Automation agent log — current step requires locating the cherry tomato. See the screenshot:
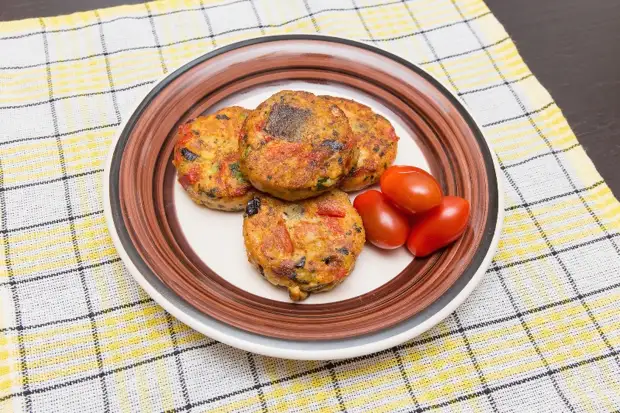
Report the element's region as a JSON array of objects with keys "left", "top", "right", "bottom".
[
  {"left": 353, "top": 190, "right": 410, "bottom": 249},
  {"left": 407, "top": 196, "right": 470, "bottom": 257},
  {"left": 380, "top": 165, "right": 443, "bottom": 214}
]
